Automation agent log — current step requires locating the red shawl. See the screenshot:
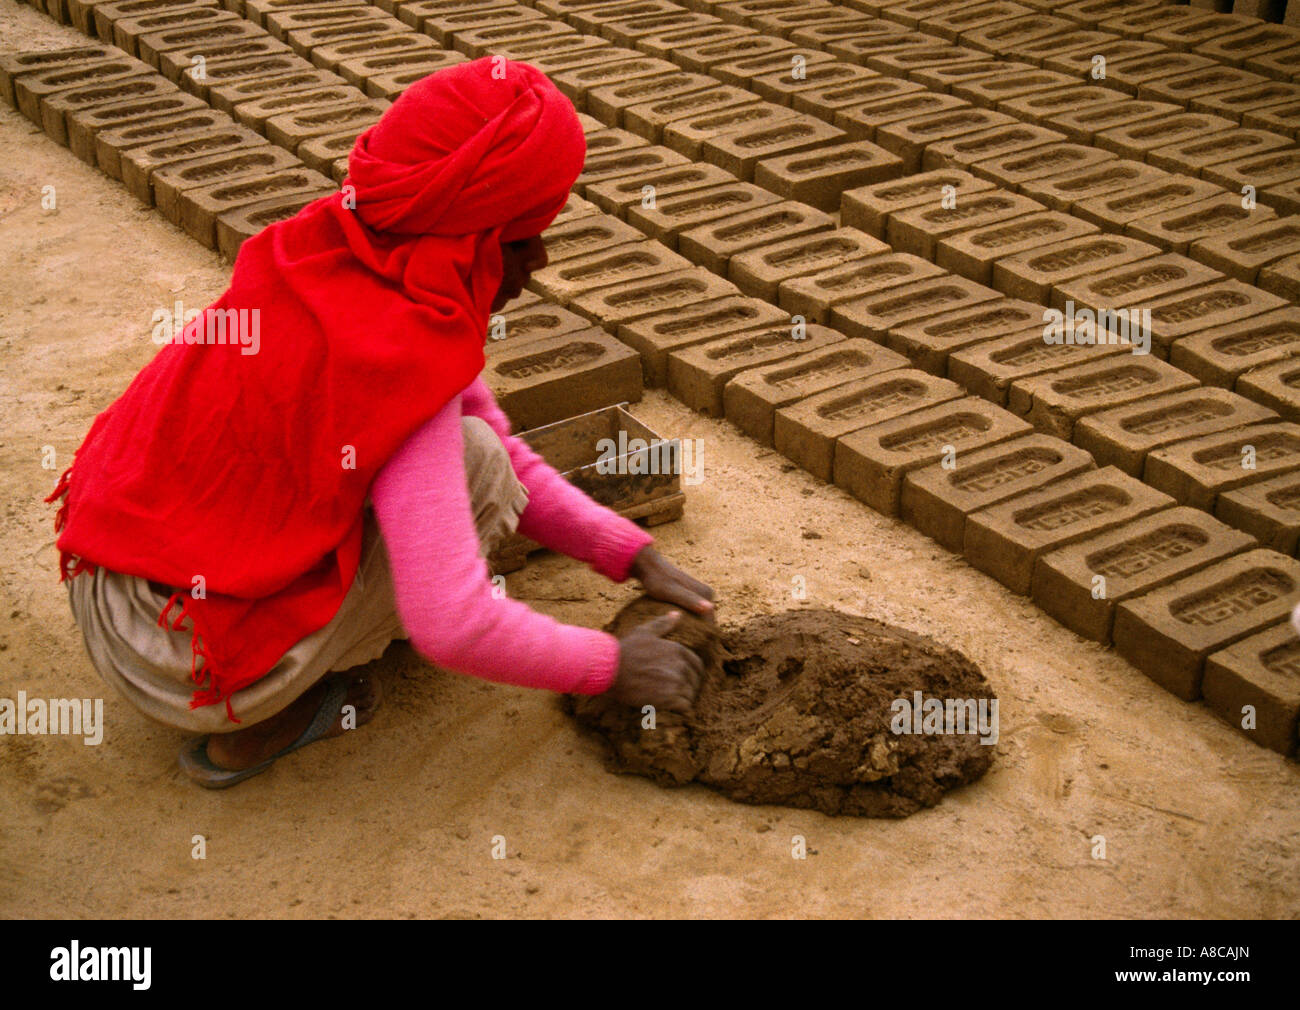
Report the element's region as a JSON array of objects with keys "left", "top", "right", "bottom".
[{"left": 47, "top": 58, "right": 586, "bottom": 717}]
